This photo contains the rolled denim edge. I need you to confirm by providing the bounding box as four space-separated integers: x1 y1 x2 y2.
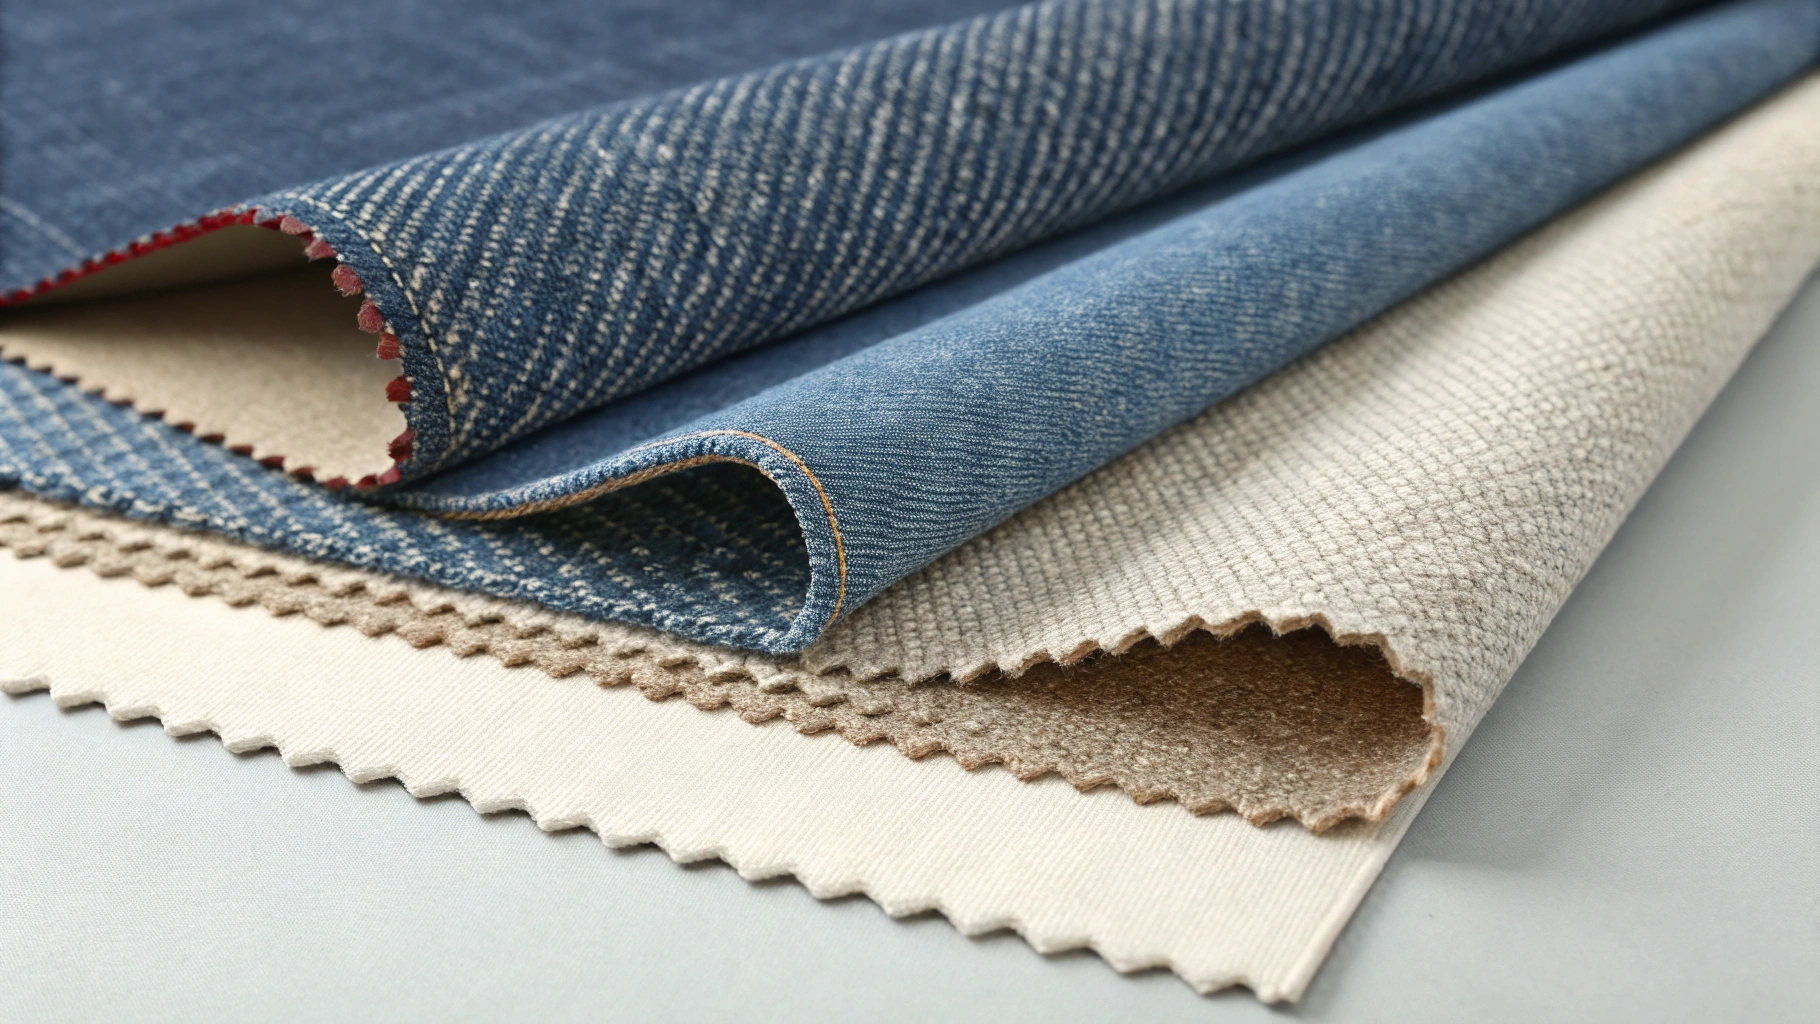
245 196 457 487
776 0 1820 614
379 0 1820 653
418 429 846 651
482 0 1820 647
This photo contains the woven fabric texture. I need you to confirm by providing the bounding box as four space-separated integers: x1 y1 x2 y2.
4 0 1810 653
1 0 1011 291
5 68 1818 832
0 269 402 483
3 75 1815 1000
0 492 1430 830
5 0 1701 475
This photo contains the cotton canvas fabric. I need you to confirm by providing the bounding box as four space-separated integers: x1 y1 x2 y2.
3 0 1811 653
806 72 1820 757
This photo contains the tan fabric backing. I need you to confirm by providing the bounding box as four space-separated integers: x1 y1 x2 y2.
0 263 400 483
3 73 1817 1007
2 75 1816 837
0 550 1438 1003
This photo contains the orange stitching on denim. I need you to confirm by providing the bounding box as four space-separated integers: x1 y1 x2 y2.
442 429 847 628
642 430 847 626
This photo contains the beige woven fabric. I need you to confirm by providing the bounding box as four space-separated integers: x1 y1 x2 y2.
0 263 401 483
0 551 1433 1003
807 73 1820 759
0 491 1429 830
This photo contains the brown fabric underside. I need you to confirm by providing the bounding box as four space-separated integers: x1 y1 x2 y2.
0 499 1435 830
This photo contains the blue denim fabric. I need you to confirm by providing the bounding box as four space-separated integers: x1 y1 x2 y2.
398 0 1820 641
6 0 1701 477
2 0 1811 652
1 0 1010 290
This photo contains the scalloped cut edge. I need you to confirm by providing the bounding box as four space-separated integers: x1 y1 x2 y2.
0 675 1295 1000
0 491 1442 832
840 611 1448 829
0 211 415 490
0 534 1436 1003
0 501 1457 1002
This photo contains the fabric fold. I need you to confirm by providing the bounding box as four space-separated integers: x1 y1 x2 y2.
805 70 1820 768
0 492 1432 830
6 65 1819 830
392 0 1820 630
3 0 1813 651
4 74 1819 985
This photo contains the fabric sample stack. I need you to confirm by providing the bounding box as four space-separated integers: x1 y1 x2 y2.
4 0 1818 1002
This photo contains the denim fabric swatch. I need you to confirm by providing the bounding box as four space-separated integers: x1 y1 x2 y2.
3 0 1812 652
7 0 1700 477
1 0 1011 291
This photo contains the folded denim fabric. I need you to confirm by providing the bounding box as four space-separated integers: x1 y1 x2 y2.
5 0 1702 474
4 0 1810 653
803 71 1820 760
1 0 1009 291
8 69 1818 833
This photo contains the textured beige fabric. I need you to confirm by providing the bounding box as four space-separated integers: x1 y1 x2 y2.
0 491 1431 830
808 73 1820 758
0 263 401 483
2 72 1819 835
0 551 1431 1003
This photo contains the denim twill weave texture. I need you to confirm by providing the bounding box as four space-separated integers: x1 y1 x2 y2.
7 62 1820 997
7 0 1701 476
377 0 1820 638
249 0 1707 476
4 0 1813 653
0 0 1009 291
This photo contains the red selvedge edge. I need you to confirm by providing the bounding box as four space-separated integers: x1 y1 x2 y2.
0 207 414 490
0 207 262 308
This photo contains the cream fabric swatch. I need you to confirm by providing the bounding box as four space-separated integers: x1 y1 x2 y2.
808 73 1820 761
0 552 1428 1003
2 71 1819 844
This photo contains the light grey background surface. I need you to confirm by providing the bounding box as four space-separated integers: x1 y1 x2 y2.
4 277 1818 1022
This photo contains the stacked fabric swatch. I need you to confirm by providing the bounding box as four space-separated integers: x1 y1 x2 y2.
4 0 1818 1001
